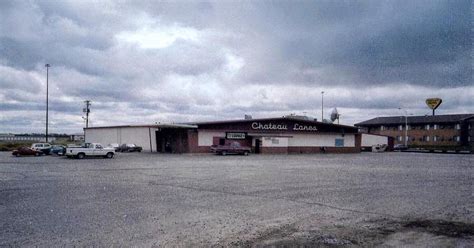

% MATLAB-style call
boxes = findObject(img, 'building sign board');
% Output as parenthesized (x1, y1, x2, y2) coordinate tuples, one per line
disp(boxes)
(251, 122, 318, 131)
(226, 132, 247, 139)
(251, 122, 287, 130)
(426, 98, 442, 110)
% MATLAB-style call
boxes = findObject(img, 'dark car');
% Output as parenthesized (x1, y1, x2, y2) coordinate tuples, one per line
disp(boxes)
(393, 144, 408, 151)
(107, 143, 120, 152)
(51, 145, 66, 156)
(12, 147, 44, 157)
(118, 144, 143, 152)
(210, 142, 251, 156)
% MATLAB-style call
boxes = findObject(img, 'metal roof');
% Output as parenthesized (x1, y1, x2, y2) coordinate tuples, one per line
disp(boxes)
(85, 123, 198, 130)
(85, 117, 357, 131)
(355, 114, 474, 126)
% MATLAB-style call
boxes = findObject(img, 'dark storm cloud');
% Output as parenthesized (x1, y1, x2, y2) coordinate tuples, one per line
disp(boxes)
(242, 0, 472, 87)
(0, 0, 472, 133)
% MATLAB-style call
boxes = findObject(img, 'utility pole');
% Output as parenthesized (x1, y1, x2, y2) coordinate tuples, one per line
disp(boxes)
(83, 100, 91, 142)
(45, 64, 51, 143)
(321, 91, 325, 121)
(84, 100, 91, 128)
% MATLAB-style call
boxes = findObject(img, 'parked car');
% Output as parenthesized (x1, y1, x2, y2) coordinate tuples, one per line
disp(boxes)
(107, 143, 120, 151)
(12, 147, 44, 157)
(31, 143, 52, 155)
(66, 143, 115, 159)
(210, 142, 251, 155)
(51, 145, 66, 156)
(393, 144, 408, 151)
(118, 144, 143, 152)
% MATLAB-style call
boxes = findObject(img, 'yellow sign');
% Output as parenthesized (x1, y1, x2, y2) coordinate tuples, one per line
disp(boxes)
(426, 98, 442, 110)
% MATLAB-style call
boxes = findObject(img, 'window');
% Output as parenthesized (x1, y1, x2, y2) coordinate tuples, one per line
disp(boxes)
(422, 136, 430, 142)
(433, 136, 440, 142)
(453, 136, 460, 142)
(397, 136, 402, 142)
(407, 125, 410, 130)
(335, 138, 344, 147)
(380, 125, 386, 131)
(398, 125, 403, 131)
(425, 124, 430, 130)
(219, 138, 225, 145)
(455, 124, 461, 130)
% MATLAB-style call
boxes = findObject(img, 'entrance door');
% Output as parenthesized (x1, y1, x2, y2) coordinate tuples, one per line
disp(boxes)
(156, 130, 173, 153)
(255, 138, 261, 154)
(155, 129, 188, 153)
(156, 131, 164, 152)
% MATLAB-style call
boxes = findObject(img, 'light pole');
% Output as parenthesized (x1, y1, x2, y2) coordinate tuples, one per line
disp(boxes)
(398, 107, 408, 147)
(45, 64, 51, 143)
(321, 91, 325, 121)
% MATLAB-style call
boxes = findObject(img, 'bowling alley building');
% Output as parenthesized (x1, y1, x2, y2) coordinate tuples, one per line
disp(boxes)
(85, 116, 361, 154)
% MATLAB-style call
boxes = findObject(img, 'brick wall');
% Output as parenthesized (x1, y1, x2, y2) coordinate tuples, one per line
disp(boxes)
(261, 147, 289, 154)
(288, 147, 359, 154)
(369, 125, 461, 146)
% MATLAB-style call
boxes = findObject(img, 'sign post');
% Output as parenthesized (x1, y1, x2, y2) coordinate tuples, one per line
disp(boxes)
(425, 98, 442, 116)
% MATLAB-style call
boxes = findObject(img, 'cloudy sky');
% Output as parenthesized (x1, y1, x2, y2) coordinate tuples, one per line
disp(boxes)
(1, 0, 472, 133)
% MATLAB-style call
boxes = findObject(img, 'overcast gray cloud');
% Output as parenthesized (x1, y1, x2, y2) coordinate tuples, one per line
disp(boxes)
(0, 0, 472, 133)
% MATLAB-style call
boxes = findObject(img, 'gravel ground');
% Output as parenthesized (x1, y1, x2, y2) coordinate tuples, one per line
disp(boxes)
(0, 152, 472, 247)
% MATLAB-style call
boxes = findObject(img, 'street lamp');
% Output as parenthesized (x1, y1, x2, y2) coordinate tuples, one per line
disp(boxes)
(321, 91, 325, 121)
(398, 107, 408, 147)
(45, 64, 51, 143)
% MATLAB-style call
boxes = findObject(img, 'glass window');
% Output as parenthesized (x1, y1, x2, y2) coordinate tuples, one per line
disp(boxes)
(335, 138, 344, 147)
(425, 124, 430, 130)
(399, 125, 403, 131)
(455, 124, 461, 130)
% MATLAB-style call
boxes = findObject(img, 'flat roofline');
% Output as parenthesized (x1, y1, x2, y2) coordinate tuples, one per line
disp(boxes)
(189, 117, 358, 130)
(355, 113, 474, 126)
(85, 123, 198, 130)
(84, 116, 358, 131)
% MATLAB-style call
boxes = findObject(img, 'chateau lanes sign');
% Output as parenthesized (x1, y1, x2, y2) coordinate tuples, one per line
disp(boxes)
(251, 122, 318, 131)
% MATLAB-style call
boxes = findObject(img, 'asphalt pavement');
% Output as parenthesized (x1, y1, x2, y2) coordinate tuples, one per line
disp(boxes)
(0, 152, 472, 246)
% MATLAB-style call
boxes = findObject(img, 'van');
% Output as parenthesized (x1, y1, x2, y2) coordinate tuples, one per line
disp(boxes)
(31, 143, 52, 155)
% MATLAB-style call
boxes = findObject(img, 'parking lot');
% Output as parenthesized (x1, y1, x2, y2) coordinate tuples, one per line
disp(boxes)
(0, 152, 473, 246)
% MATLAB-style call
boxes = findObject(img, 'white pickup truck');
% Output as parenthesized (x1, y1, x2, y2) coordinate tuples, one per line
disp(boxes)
(66, 143, 115, 159)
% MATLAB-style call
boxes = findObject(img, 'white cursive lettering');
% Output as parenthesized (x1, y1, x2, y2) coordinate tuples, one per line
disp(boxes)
(293, 123, 318, 131)
(251, 122, 287, 130)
